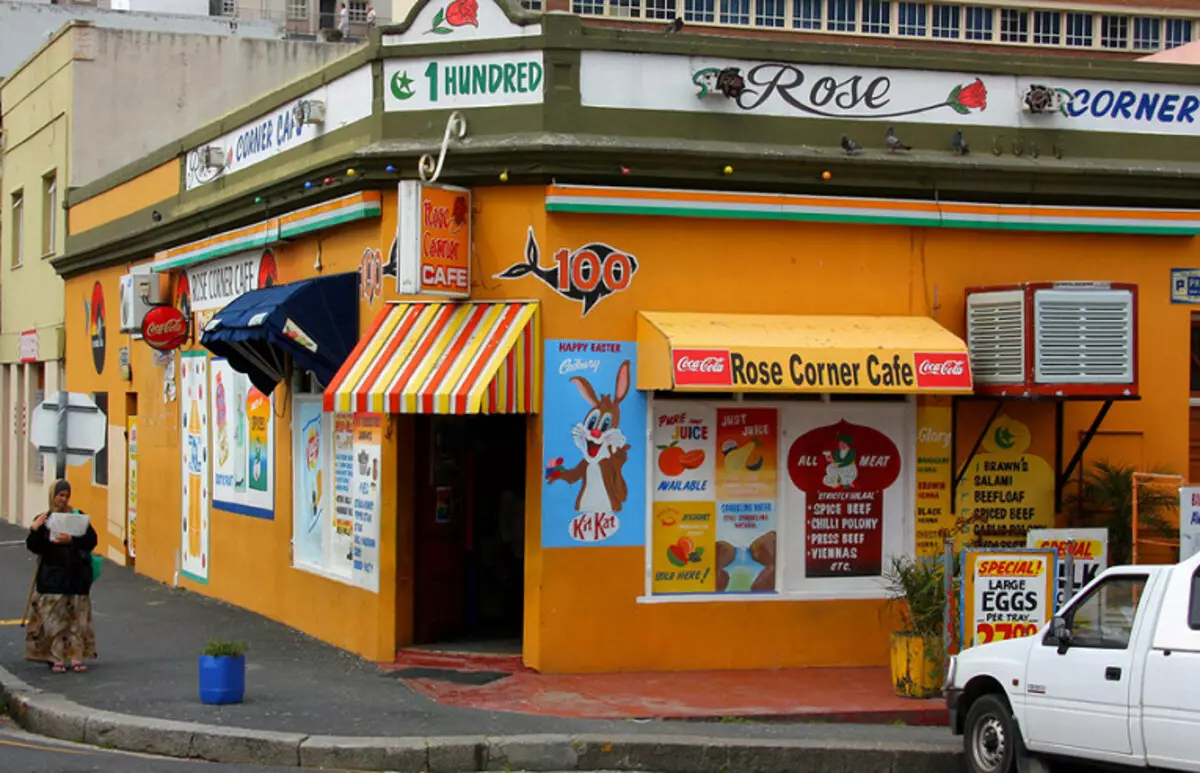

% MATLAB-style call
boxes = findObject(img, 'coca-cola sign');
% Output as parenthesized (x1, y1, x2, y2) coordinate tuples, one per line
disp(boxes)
(141, 304, 189, 351)
(673, 349, 732, 388)
(914, 353, 972, 390)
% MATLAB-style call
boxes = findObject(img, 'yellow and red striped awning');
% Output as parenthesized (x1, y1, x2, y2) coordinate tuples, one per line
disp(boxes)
(323, 302, 540, 415)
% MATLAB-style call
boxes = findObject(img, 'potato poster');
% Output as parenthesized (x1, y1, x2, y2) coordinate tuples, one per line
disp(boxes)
(961, 548, 1058, 650)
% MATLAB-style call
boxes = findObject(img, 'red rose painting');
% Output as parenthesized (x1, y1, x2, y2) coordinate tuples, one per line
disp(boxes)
(947, 78, 988, 114)
(451, 195, 468, 227)
(428, 0, 478, 34)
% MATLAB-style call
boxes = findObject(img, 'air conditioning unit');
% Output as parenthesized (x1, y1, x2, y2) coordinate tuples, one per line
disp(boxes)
(292, 99, 326, 127)
(965, 282, 1138, 397)
(119, 273, 162, 336)
(200, 145, 226, 169)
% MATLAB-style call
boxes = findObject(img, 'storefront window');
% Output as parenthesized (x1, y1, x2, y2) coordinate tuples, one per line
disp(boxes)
(646, 397, 913, 600)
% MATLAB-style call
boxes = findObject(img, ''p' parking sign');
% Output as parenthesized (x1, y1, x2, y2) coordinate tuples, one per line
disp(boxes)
(1171, 268, 1200, 304)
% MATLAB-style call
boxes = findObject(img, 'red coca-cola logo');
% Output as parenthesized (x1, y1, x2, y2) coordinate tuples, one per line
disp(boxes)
(141, 305, 189, 351)
(673, 349, 732, 387)
(914, 352, 972, 389)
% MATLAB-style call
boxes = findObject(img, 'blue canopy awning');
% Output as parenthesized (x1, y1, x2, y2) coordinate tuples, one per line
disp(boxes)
(200, 273, 358, 395)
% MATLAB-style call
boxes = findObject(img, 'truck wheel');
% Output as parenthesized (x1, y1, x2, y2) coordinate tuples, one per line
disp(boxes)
(964, 693, 1016, 773)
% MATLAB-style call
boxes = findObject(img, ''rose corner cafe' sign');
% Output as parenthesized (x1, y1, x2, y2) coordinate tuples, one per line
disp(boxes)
(396, 181, 472, 298)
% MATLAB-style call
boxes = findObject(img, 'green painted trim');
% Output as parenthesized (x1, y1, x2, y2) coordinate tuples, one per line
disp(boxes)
(278, 203, 383, 239)
(153, 231, 278, 272)
(545, 201, 1200, 236)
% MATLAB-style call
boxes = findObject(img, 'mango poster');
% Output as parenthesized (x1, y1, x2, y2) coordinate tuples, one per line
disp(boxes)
(651, 401, 717, 593)
(956, 414, 1055, 548)
(714, 408, 777, 593)
(915, 400, 954, 559)
(652, 501, 716, 593)
(542, 340, 646, 548)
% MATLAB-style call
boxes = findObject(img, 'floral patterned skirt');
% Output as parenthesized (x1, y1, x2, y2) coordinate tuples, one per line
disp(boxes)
(25, 592, 97, 665)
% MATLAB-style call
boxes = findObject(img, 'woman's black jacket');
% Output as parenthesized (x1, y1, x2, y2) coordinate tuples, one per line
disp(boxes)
(26, 520, 98, 596)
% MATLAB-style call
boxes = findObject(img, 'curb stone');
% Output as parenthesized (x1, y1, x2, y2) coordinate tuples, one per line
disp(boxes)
(0, 666, 961, 772)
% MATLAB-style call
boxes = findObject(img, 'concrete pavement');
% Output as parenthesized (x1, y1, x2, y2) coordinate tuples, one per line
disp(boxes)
(0, 521, 962, 771)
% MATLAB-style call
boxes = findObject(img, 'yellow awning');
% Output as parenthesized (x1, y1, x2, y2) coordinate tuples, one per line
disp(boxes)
(637, 311, 972, 394)
(324, 302, 540, 414)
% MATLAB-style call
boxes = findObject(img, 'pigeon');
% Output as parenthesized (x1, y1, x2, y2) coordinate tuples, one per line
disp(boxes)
(841, 134, 862, 155)
(665, 17, 684, 33)
(951, 129, 969, 156)
(885, 126, 911, 152)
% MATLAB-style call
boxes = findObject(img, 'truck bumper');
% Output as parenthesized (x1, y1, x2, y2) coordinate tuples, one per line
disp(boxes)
(944, 687, 963, 735)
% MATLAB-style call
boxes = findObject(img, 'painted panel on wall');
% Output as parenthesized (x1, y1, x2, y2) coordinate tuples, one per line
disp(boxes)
(542, 340, 646, 548)
(210, 359, 274, 519)
(180, 352, 210, 583)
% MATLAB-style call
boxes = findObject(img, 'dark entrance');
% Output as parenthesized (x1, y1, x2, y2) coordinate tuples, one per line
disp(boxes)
(413, 415, 526, 650)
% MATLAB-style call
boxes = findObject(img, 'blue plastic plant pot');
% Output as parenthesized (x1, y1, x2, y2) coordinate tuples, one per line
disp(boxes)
(198, 655, 245, 705)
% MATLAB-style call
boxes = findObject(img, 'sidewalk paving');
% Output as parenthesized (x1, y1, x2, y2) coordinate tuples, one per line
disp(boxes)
(0, 522, 959, 771)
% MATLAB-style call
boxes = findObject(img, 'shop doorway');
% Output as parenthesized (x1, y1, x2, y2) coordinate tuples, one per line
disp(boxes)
(412, 414, 526, 651)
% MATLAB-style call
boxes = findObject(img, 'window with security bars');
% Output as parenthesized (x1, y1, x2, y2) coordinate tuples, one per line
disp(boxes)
(1167, 18, 1194, 48)
(862, 0, 889, 34)
(1101, 15, 1129, 49)
(348, 1, 368, 22)
(999, 8, 1027, 43)
(898, 2, 926, 36)
(931, 4, 960, 38)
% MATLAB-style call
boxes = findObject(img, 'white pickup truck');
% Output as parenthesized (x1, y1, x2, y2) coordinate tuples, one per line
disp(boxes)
(945, 549, 1200, 773)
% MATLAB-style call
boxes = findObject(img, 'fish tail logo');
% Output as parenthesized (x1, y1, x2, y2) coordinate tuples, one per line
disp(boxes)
(494, 227, 638, 317)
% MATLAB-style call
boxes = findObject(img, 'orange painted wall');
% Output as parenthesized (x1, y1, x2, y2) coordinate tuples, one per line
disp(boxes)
(64, 216, 401, 662)
(69, 160, 180, 236)
(380, 186, 1191, 673)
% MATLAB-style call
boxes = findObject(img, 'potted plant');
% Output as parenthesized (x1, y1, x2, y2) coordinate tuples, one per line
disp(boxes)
(199, 638, 247, 705)
(882, 555, 949, 699)
(1065, 459, 1178, 565)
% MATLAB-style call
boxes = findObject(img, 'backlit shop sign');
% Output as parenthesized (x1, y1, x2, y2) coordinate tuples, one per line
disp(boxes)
(672, 348, 971, 392)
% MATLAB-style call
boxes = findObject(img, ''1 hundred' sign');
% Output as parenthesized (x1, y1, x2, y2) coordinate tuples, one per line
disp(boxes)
(385, 51, 545, 111)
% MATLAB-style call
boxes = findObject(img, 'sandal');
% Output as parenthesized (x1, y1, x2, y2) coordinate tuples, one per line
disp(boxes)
(50, 663, 67, 673)
(69, 663, 88, 673)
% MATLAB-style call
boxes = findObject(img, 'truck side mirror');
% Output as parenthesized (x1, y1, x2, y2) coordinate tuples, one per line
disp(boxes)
(1051, 616, 1072, 654)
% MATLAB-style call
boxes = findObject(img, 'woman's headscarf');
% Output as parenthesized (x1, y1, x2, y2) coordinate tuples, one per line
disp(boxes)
(48, 479, 71, 511)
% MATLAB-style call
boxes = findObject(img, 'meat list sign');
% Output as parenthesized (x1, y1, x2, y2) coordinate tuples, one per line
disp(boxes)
(671, 347, 971, 394)
(788, 419, 901, 577)
(396, 181, 471, 298)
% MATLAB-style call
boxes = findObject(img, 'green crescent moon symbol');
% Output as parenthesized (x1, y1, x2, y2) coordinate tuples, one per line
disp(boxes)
(390, 70, 415, 100)
(993, 426, 1016, 450)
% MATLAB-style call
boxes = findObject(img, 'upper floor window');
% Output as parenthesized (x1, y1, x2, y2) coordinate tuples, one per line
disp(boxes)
(1133, 17, 1160, 51)
(1101, 15, 1129, 49)
(721, 0, 750, 25)
(794, 0, 821, 29)
(826, 0, 856, 32)
(1033, 10, 1061, 45)
(220, 0, 237, 15)
(964, 6, 993, 41)
(898, 1, 926, 36)
(614, 0, 643, 17)
(1166, 18, 1194, 48)
(287, 0, 308, 20)
(931, 4, 960, 39)
(644, 0, 674, 19)
(756, 0, 785, 27)
(10, 191, 23, 268)
(42, 173, 57, 258)
(1065, 12, 1093, 47)
(862, 0, 890, 34)
(999, 8, 1027, 43)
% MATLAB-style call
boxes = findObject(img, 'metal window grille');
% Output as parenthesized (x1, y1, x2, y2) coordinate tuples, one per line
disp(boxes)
(1032, 10, 1061, 44)
(862, 0, 890, 34)
(931, 4, 960, 39)
(999, 8, 1027, 43)
(897, 2, 925, 36)
(1101, 15, 1128, 49)
(348, 1, 368, 22)
(1065, 12, 1093, 47)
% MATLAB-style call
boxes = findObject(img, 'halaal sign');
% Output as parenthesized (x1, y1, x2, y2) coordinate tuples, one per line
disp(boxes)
(384, 51, 544, 111)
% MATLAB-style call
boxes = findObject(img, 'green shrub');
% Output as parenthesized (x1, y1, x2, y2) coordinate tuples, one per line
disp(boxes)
(202, 638, 248, 659)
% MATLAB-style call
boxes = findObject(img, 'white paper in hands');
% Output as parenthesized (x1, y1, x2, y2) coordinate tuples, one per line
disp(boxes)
(47, 512, 89, 540)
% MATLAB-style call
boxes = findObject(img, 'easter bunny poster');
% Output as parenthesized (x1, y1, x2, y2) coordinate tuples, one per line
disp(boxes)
(542, 340, 646, 548)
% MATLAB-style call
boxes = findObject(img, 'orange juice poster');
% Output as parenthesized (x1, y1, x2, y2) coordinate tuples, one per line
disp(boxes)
(714, 408, 778, 593)
(651, 402, 716, 594)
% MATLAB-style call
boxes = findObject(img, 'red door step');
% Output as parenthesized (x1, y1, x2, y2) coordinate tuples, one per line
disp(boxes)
(386, 647, 528, 674)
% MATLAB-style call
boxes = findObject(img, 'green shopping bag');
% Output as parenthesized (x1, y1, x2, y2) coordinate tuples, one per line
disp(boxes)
(91, 554, 103, 582)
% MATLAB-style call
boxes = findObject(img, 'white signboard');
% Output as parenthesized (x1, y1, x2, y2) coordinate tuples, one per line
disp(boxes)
(963, 548, 1057, 650)
(186, 250, 264, 312)
(580, 51, 1200, 136)
(184, 65, 373, 190)
(383, 51, 544, 111)
(381, 0, 541, 45)
(1181, 486, 1200, 561)
(1026, 528, 1109, 611)
(18, 330, 38, 363)
(210, 359, 274, 520)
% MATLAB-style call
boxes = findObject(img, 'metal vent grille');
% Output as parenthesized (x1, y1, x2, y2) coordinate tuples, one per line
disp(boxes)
(1034, 289, 1133, 384)
(967, 291, 1026, 384)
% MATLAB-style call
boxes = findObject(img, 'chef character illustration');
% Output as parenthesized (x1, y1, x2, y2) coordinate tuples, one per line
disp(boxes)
(822, 433, 858, 489)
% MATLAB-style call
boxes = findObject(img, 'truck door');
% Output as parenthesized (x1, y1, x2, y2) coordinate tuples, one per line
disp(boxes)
(1143, 563, 1200, 772)
(1024, 573, 1149, 757)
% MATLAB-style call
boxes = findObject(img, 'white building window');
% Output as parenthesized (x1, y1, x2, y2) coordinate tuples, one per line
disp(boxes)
(999, 8, 1027, 43)
(574, 0, 603, 13)
(10, 192, 23, 268)
(755, 0, 784, 27)
(684, 0, 712, 22)
(897, 2, 925, 36)
(287, 0, 308, 20)
(1166, 18, 1194, 48)
(1033, 10, 1061, 45)
(42, 173, 56, 258)
(1101, 15, 1129, 49)
(826, 0, 855, 32)
(645, 0, 674, 19)
(220, 0, 237, 16)
(964, 6, 993, 41)
(1065, 12, 1093, 47)
(794, 0, 821, 29)
(931, 4, 960, 39)
(722, 0, 750, 26)
(862, 0, 890, 35)
(1133, 17, 1160, 50)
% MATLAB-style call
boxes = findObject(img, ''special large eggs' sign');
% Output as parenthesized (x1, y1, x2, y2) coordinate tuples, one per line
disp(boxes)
(141, 305, 189, 351)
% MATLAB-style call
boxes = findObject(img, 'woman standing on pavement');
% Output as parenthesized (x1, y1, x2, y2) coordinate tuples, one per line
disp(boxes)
(25, 480, 98, 673)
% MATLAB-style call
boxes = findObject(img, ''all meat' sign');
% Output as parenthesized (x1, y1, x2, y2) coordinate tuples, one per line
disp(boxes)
(397, 181, 472, 298)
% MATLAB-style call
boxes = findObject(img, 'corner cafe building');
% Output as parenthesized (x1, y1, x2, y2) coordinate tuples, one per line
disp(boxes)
(52, 2, 1200, 673)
